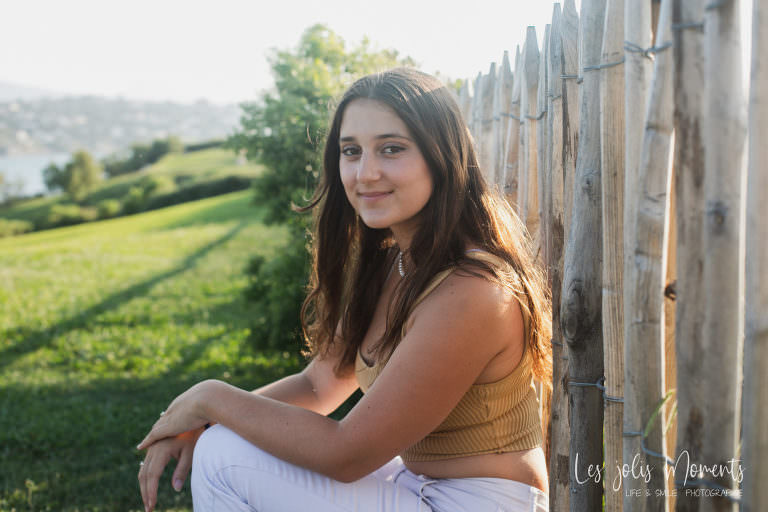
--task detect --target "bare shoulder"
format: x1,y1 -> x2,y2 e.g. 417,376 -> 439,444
416,267 -> 523,335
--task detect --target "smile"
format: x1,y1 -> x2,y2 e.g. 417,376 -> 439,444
358,191 -> 392,200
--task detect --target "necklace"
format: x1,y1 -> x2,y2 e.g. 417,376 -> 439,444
397,250 -> 406,278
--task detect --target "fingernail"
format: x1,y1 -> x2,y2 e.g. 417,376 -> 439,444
173,478 -> 183,491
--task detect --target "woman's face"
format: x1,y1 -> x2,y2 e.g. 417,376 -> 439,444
338,98 -> 433,245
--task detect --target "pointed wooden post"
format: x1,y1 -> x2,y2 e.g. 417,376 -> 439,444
671,0 -> 708,506
742,0 -> 768,509
598,1 -> 626,510
458,79 -> 472,126
535,23 -> 553,464
520,26 -> 541,256
698,0 -> 746,509
561,0 -> 605,509
494,51 -> 514,186
561,0 -> 580,237
479,64 -> 497,184
625,1 -> 674,510
546,5 -> 572,510
623,7 -> 654,495
471,71 -> 483,142
538,24 -> 552,268
503,46 -> 522,207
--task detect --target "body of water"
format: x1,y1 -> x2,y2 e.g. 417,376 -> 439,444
0,153 -> 71,196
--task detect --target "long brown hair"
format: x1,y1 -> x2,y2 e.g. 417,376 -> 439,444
300,68 -> 552,389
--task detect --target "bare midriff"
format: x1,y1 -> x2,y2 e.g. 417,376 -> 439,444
404,448 -> 549,494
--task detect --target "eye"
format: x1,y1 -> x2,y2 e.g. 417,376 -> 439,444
381,145 -> 405,155
341,145 -> 360,157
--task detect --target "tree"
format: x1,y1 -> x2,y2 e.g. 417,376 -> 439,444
43,151 -> 103,200
229,24 -> 416,224
228,25 -> 414,355
43,163 -> 67,192
64,150 -> 102,201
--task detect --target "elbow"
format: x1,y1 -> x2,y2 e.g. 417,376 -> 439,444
325,449 -> 369,483
322,431 -> 376,483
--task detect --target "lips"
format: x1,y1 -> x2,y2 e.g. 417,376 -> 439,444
358,191 -> 392,199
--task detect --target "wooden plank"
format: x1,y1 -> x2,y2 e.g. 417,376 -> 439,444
624,0 -> 674,510
471,71 -> 483,142
503,46 -> 522,208
742,0 -> 768,509
698,0 -> 747,509
546,5 -> 571,510
520,26 -> 541,252
561,0 -> 605,509
538,24 -> 552,269
623,0 -> 654,500
494,51 -> 514,186
671,0 -> 708,507
598,1 -> 626,510
458,79 -> 472,126
480,63 -> 497,184
562,0 -> 580,237
536,23 -> 552,467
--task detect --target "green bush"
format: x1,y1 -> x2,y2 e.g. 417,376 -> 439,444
44,204 -> 98,228
0,218 -> 34,238
139,174 -> 177,197
184,139 -> 225,152
97,199 -> 122,219
244,232 -> 310,354
122,186 -> 147,215
143,176 -> 253,212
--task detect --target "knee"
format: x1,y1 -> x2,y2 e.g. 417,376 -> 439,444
194,424 -> 248,475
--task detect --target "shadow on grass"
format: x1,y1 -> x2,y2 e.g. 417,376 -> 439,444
152,192 -> 265,231
0,221 -> 249,372
0,350 -> 300,512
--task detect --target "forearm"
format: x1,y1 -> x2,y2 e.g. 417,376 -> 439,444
203,380 -> 355,481
251,373 -> 327,413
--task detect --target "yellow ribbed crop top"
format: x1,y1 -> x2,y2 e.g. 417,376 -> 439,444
354,250 -> 543,462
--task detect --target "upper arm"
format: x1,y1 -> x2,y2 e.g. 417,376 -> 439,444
336,273 -> 524,479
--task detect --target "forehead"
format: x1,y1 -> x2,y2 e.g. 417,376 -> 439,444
339,98 -> 411,139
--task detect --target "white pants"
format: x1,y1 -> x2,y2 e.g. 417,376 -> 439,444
191,425 -> 549,512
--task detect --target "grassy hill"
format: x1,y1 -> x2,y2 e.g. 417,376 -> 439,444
0,190 -> 299,511
0,148 -> 264,230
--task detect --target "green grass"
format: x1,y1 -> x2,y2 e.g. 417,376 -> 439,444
0,190 -> 300,511
0,148 -> 264,225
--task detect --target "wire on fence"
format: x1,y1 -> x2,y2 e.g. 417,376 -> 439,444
671,21 -> 705,32
526,110 -> 547,121
584,57 -> 626,73
624,41 -> 673,60
622,395 -> 743,504
567,376 -> 624,404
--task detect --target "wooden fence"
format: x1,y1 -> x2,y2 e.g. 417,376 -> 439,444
459,0 -> 765,510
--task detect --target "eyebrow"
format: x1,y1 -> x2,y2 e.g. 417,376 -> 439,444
339,133 -> 413,143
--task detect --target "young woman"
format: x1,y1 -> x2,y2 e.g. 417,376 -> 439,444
137,68 -> 552,512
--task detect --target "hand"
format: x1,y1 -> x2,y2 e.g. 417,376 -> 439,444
137,380 -> 217,451
138,429 -> 202,512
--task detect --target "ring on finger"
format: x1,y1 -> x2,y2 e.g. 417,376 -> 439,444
160,410 -> 165,416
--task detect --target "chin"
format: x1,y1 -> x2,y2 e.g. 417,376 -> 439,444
358,216 -> 393,230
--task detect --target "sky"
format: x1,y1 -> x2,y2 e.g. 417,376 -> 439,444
0,0 -> 753,105
1,0 -> 578,105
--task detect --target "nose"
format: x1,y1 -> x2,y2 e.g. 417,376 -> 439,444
357,152 -> 380,183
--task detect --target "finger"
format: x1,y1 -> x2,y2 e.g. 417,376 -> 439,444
138,461 -> 149,512
171,443 -> 194,492
145,450 -> 171,512
137,419 -> 165,451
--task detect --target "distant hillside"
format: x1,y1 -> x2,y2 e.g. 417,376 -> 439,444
0,81 -> 61,102
0,92 -> 241,157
